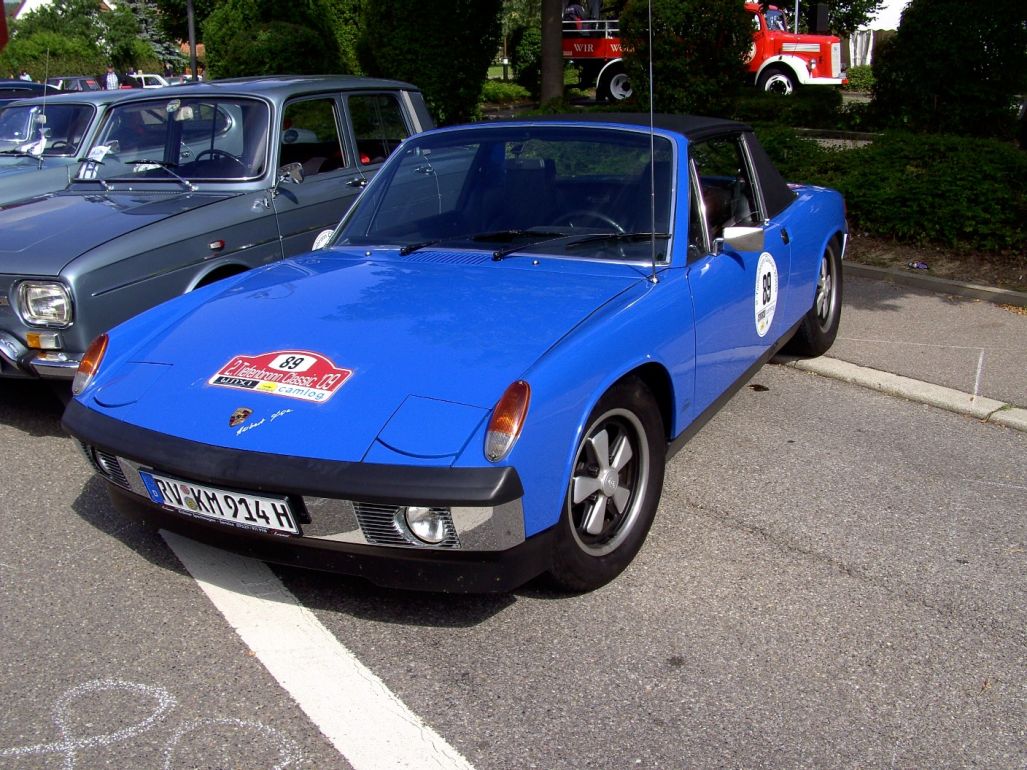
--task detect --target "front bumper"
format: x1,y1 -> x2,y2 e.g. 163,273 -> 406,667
0,331 -> 79,379
64,399 -> 550,593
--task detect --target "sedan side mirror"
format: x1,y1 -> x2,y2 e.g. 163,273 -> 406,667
277,161 -> 304,185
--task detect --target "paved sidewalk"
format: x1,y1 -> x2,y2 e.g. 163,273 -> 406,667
776,267 -> 1027,432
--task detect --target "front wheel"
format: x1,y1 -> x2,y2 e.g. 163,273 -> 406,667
757,67 -> 797,96
548,377 -> 665,591
784,241 -> 842,357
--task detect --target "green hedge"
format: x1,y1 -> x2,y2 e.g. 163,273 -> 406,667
756,128 -> 1027,254
481,80 -> 531,104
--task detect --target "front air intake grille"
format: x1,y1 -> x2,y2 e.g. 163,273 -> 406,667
353,502 -> 461,548
82,444 -> 131,489
402,251 -> 491,266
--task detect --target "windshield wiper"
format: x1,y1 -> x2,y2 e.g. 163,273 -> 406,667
0,149 -> 39,158
398,228 -> 574,258
125,160 -> 196,191
563,231 -> 671,250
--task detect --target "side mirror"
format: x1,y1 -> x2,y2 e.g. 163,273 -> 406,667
716,225 -> 765,254
277,161 -> 304,185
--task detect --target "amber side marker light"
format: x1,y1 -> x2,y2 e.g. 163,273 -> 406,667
485,380 -> 530,462
72,333 -> 109,395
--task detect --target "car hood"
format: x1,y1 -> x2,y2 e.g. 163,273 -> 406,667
0,189 -> 236,275
87,251 -> 641,464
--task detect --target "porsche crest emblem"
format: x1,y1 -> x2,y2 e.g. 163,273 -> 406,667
228,407 -> 252,427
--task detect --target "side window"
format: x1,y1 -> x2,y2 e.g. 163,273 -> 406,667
348,94 -> 410,166
280,98 -> 347,177
690,135 -> 760,241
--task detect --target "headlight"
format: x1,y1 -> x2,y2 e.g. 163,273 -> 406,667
16,281 -> 72,327
72,333 -> 108,395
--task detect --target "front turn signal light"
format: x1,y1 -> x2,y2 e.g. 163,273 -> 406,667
484,380 -> 530,462
72,333 -> 108,395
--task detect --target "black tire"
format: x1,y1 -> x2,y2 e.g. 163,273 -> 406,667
597,65 -> 632,102
548,377 -> 665,591
757,66 -> 797,96
784,241 -> 842,357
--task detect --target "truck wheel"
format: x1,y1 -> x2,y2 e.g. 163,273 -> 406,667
757,67 -> 797,96
597,66 -> 632,102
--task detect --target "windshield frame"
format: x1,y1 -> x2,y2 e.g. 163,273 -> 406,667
78,95 -> 272,184
335,123 -> 677,266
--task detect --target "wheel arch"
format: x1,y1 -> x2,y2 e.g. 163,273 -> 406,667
185,262 -> 252,292
755,57 -> 808,86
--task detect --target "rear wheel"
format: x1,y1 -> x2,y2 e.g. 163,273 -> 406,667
597,65 -> 632,102
785,241 -> 842,356
548,377 -> 665,591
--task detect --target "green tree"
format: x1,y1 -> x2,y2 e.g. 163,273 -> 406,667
872,0 -> 1027,138
822,0 -> 886,37
0,31 -> 104,81
202,0 -> 346,78
619,0 -> 751,115
359,0 -> 502,125
151,0 -> 219,44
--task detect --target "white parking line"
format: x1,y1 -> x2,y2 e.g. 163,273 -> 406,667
162,531 -> 475,770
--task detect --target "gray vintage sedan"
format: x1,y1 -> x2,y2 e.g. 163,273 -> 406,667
0,75 -> 432,381
0,90 -> 138,205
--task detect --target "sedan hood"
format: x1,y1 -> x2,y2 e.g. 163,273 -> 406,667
0,189 -> 235,275
88,251 -> 641,464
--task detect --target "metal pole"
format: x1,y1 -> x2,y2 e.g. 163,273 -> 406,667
794,0 -> 800,33
187,0 -> 198,80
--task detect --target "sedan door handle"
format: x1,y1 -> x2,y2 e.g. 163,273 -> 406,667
347,177 -> 368,188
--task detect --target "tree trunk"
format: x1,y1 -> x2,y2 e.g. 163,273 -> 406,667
540,0 -> 564,103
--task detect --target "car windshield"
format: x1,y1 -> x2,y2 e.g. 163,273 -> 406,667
0,103 -> 95,156
338,125 -> 673,262
78,96 -> 270,182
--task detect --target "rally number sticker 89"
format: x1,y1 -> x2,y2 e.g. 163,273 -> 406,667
209,350 -> 352,403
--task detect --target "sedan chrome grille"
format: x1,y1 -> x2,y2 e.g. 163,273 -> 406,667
353,502 -> 460,548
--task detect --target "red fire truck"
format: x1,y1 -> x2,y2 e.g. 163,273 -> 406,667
562,2 -> 845,101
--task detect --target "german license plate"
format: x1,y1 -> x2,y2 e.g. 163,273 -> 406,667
138,470 -> 299,534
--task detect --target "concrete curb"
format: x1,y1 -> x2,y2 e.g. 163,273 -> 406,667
775,355 -> 1027,433
844,263 -> 1027,308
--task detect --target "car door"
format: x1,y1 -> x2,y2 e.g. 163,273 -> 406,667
270,94 -> 375,257
684,132 -> 791,416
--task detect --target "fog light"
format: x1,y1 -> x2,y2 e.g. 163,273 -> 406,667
403,506 -> 448,544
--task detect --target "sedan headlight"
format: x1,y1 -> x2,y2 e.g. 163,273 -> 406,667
17,281 -> 72,327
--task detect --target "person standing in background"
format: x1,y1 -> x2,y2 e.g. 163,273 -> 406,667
104,65 -> 119,90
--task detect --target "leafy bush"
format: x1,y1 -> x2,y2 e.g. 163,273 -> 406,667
842,64 -> 873,92
359,0 -> 502,125
872,0 -> 1027,138
509,23 -> 541,98
481,80 -> 530,104
619,0 -> 750,115
734,88 -> 843,130
0,31 -> 105,81
203,0 -> 344,78
759,128 -> 1027,254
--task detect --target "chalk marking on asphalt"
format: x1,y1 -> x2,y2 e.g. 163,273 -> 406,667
973,350 -> 985,399
161,531 -> 475,770
836,336 -> 1024,353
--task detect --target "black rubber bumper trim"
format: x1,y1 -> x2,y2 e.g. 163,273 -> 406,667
108,484 -> 553,593
63,399 -> 523,507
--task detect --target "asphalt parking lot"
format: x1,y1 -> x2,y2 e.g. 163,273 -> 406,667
1,300 -> 1023,768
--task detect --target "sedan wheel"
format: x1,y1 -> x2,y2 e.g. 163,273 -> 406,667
549,377 -> 665,591
784,240 -> 843,357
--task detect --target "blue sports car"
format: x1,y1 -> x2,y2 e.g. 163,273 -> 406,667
64,115 -> 847,593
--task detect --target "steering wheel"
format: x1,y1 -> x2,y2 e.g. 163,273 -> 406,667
46,140 -> 71,152
194,148 -> 246,172
552,209 -> 625,233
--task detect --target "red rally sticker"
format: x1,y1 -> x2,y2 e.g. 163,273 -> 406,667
208,351 -> 352,403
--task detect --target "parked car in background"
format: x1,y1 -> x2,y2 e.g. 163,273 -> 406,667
0,75 -> 432,381
0,90 -> 136,205
136,73 -> 169,89
0,80 -> 61,106
45,76 -> 103,92
64,114 -> 847,593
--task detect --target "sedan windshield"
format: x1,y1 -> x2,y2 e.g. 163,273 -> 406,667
78,97 -> 270,182
0,103 -> 96,156
338,125 -> 673,262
